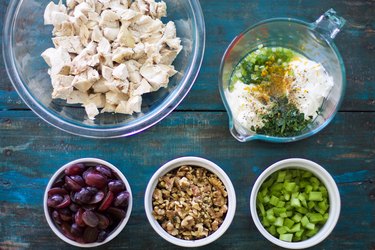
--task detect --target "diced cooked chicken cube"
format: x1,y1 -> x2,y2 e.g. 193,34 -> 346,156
84,102 -> 99,119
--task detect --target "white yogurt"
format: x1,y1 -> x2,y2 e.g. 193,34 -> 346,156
226,56 -> 334,131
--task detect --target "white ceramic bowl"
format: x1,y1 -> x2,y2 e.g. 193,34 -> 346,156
43,158 -> 133,247
144,156 -> 236,247
250,158 -> 340,249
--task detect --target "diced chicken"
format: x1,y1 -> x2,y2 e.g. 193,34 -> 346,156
97,37 -> 111,54
51,74 -> 75,99
106,91 -> 126,105
165,38 -> 182,52
101,103 -> 117,113
132,78 -> 152,96
103,27 -> 121,41
44,1 -> 67,25
72,67 -> 100,92
112,64 -> 129,80
116,25 -> 135,47
115,95 -> 141,114
52,36 -> 84,54
71,42 -> 98,74
134,15 -> 163,34
53,22 -> 75,37
140,64 -> 170,90
84,102 -> 99,119
101,65 -> 114,81
100,10 -> 120,28
89,93 -> 106,108
67,90 -> 89,104
91,26 -> 103,42
112,47 -> 134,63
92,78 -> 110,93
159,48 -> 178,65
41,47 -> 71,76
120,9 -> 138,21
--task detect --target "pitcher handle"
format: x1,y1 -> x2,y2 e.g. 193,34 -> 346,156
313,9 -> 346,39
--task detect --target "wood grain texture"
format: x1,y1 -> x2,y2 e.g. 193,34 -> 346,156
0,111 -> 374,249
0,0 -> 375,249
0,0 -> 374,111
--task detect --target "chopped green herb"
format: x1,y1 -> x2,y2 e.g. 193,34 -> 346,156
252,96 -> 312,137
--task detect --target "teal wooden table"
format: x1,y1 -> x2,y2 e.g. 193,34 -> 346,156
1,0 -> 374,249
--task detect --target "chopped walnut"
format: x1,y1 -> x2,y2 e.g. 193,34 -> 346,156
152,165 -> 228,240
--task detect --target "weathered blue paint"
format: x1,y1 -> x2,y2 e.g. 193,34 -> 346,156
0,0 -> 375,249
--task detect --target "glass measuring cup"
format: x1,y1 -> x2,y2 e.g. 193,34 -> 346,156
219,9 -> 346,143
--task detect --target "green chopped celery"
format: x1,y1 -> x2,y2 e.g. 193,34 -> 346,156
306,227 -> 319,237
305,185 -> 313,193
323,213 -> 329,222
277,226 -> 289,235
319,186 -> 328,197
266,208 -> 274,216
263,195 -> 270,203
310,177 -> 320,185
261,188 -> 269,197
279,212 -> 288,218
284,182 -> 296,192
309,192 -> 323,201
277,171 -> 286,182
274,217 -> 284,227
262,217 -> 270,227
286,211 -> 293,217
292,213 -> 302,223
291,197 -> 301,207
290,223 -> 301,233
296,206 -> 307,214
270,195 -> 280,206
284,218 -> 295,229
305,223 -> 315,230
295,229 -> 305,238
298,193 -> 306,201
276,201 -> 286,208
284,193 -> 291,201
308,201 -> 315,209
318,200 -> 329,211
271,183 -> 284,192
266,214 -> 276,223
258,202 -> 266,216
268,225 -> 277,236
308,213 -> 324,223
301,216 -> 309,227
279,233 -> 293,242
273,207 -> 286,215
302,171 -> 313,178
314,205 -> 325,215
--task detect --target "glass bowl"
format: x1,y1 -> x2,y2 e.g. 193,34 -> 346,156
3,0 -> 205,138
219,9 -> 346,143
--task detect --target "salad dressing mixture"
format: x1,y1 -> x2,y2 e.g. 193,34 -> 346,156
226,46 -> 333,137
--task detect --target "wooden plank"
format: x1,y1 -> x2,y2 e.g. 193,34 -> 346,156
0,0 -> 374,111
0,110 -> 374,249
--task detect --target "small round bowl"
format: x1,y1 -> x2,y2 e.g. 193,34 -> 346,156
3,0 -> 205,138
250,158 -> 340,249
144,156 -> 236,247
43,158 -> 132,247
